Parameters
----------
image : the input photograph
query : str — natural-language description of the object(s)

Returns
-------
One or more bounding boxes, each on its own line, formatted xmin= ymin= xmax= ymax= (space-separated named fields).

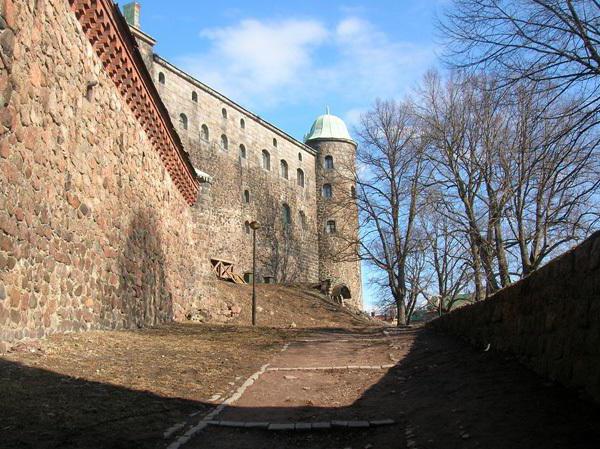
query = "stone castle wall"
xmin=430 ymin=231 xmax=600 ymax=403
xmin=0 ymin=0 xmax=213 ymax=349
xmin=148 ymin=57 xmax=320 ymax=282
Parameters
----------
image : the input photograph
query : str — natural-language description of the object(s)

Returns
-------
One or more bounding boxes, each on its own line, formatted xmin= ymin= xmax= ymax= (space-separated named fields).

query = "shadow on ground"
xmin=1 ymin=327 xmax=599 ymax=449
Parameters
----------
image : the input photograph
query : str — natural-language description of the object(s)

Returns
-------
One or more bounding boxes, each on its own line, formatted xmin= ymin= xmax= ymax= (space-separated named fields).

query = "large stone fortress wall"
xmin=148 ymin=55 xmax=320 ymax=282
xmin=0 ymin=0 xmax=363 ymax=350
xmin=0 ymin=0 xmax=212 ymax=349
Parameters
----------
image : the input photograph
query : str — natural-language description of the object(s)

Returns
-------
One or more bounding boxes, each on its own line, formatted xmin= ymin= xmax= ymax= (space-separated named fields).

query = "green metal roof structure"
xmin=305 ymin=108 xmax=354 ymax=143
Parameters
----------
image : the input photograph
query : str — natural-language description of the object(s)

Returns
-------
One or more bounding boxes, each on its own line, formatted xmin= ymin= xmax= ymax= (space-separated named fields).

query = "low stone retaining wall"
xmin=430 ymin=231 xmax=600 ymax=402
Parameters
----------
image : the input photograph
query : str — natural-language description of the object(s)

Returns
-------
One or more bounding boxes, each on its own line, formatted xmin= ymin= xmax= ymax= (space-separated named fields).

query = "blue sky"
xmin=130 ymin=0 xmax=445 ymax=311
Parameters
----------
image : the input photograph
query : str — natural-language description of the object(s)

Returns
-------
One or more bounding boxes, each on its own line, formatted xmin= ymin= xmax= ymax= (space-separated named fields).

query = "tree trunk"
xmin=493 ymin=218 xmax=511 ymax=288
xmin=396 ymin=299 xmax=406 ymax=327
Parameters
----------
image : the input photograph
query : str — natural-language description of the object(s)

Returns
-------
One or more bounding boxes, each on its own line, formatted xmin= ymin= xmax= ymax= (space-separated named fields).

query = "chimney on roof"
xmin=123 ymin=2 xmax=141 ymax=29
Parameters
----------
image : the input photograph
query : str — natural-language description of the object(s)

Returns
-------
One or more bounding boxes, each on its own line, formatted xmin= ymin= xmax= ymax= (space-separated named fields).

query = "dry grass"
xmin=215 ymin=282 xmax=373 ymax=328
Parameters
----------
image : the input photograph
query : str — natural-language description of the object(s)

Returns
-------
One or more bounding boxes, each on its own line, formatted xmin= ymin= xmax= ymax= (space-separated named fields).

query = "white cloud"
xmin=343 ymin=106 xmax=367 ymax=130
xmin=176 ymin=15 xmax=436 ymax=114
xmin=330 ymin=17 xmax=435 ymax=100
xmin=179 ymin=19 xmax=328 ymax=107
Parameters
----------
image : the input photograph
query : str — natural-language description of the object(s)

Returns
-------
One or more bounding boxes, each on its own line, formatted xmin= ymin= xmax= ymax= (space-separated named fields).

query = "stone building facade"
xmin=310 ymin=136 xmax=362 ymax=306
xmin=125 ymin=5 xmax=363 ymax=305
xmin=0 ymin=0 xmax=361 ymax=348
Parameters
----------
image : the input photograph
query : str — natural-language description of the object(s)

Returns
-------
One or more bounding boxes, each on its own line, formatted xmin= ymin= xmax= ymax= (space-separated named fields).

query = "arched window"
xmin=282 ymin=203 xmax=291 ymax=226
xmin=324 ymin=155 xmax=334 ymax=170
xmin=220 ymin=134 xmax=228 ymax=151
xmin=298 ymin=152 xmax=302 ymax=161
xmin=351 ymin=186 xmax=356 ymax=198
xmin=201 ymin=124 xmax=209 ymax=141
xmin=297 ymin=168 xmax=305 ymax=188
xmin=273 ymin=138 xmax=278 ymax=147
xmin=243 ymin=189 xmax=250 ymax=203
xmin=222 ymin=108 xmax=228 ymax=119
xmin=280 ymin=160 xmax=288 ymax=179
xmin=240 ymin=118 xmax=245 ymax=129
xmin=322 ymin=183 xmax=332 ymax=198
xmin=192 ymin=91 xmax=198 ymax=102
xmin=239 ymin=144 xmax=246 ymax=159
xmin=326 ymin=220 xmax=336 ymax=234
xmin=299 ymin=211 xmax=307 ymax=230
xmin=179 ymin=113 xmax=188 ymax=130
xmin=244 ymin=221 xmax=251 ymax=234
xmin=262 ymin=150 xmax=271 ymax=170
xmin=158 ymin=72 xmax=165 ymax=84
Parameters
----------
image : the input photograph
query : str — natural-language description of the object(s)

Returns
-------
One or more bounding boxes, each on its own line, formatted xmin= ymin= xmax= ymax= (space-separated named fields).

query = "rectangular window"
xmin=326 ymin=220 xmax=336 ymax=234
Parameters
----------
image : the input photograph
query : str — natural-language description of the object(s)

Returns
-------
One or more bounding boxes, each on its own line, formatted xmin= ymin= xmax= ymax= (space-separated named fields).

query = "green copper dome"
xmin=305 ymin=108 xmax=353 ymax=143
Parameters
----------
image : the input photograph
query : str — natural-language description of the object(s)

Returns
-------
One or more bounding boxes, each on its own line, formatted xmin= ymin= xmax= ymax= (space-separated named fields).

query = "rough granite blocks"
xmin=429 ymin=231 xmax=600 ymax=404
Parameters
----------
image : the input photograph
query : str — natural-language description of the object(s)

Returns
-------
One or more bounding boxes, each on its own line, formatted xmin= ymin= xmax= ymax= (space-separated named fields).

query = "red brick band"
xmin=68 ymin=0 xmax=199 ymax=205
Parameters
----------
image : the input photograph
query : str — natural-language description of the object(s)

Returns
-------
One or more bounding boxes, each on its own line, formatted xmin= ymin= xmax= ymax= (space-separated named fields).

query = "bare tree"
xmin=442 ymin=0 xmax=600 ymax=122
xmin=354 ymin=99 xmax=428 ymax=326
xmin=419 ymin=70 xmax=600 ymax=292
xmin=502 ymin=82 xmax=600 ymax=274
xmin=418 ymin=71 xmax=504 ymax=299
xmin=421 ymin=202 xmax=472 ymax=315
xmin=404 ymin=239 xmax=432 ymax=323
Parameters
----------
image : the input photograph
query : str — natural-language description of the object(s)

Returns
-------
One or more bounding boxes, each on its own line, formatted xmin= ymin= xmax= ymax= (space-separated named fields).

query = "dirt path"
xmin=170 ymin=327 xmax=600 ymax=449
xmin=169 ymin=328 xmax=407 ymax=449
xmin=3 ymin=324 xmax=600 ymax=449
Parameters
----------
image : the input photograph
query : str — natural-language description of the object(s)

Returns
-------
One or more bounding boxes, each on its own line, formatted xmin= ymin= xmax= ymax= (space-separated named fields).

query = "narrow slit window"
xmin=201 ymin=124 xmax=209 ymax=141
xmin=297 ymin=169 xmax=305 ymax=188
xmin=262 ymin=150 xmax=271 ymax=171
xmin=282 ymin=203 xmax=292 ymax=226
xmin=280 ymin=160 xmax=288 ymax=179
xmin=179 ymin=113 xmax=188 ymax=130
xmin=220 ymin=134 xmax=228 ymax=151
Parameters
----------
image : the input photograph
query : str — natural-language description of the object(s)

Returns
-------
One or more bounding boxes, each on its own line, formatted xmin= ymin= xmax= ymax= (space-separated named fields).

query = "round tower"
xmin=305 ymin=109 xmax=362 ymax=309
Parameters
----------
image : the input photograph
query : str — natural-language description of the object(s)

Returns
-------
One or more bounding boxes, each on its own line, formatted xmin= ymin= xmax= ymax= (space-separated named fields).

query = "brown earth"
xmin=187 ymin=327 xmax=600 ymax=449
xmin=1 ymin=286 xmax=599 ymax=449
xmin=0 ymin=284 xmax=374 ymax=449
xmin=199 ymin=282 xmax=374 ymax=327
xmin=0 ymin=324 xmax=291 ymax=449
